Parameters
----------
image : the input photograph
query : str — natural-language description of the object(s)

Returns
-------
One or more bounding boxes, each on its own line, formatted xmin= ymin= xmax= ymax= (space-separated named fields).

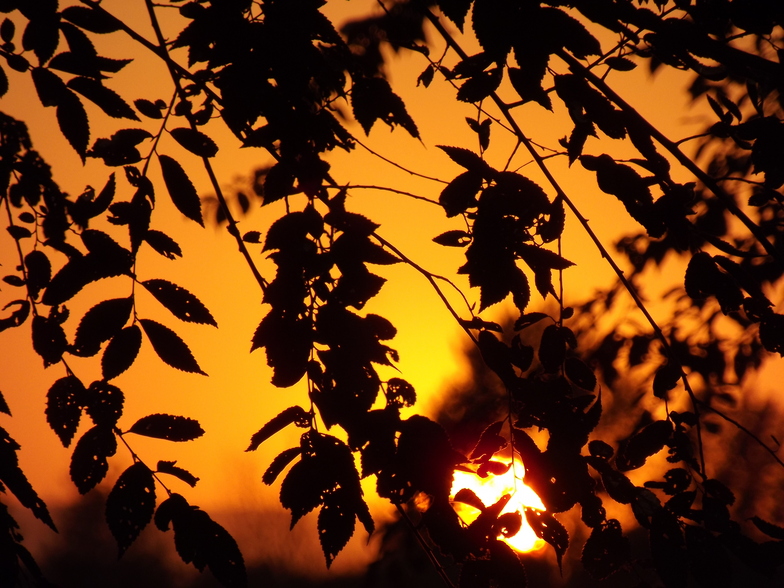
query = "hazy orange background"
xmin=1 ymin=0 xmax=775 ymax=582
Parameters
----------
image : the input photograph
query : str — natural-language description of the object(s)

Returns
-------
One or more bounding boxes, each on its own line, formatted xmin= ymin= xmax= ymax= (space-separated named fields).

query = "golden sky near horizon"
xmin=1 ymin=0 xmax=774 ymax=579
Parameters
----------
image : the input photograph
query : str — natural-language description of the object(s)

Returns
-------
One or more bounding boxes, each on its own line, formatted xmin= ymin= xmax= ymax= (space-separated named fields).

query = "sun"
xmin=451 ymin=459 xmax=547 ymax=553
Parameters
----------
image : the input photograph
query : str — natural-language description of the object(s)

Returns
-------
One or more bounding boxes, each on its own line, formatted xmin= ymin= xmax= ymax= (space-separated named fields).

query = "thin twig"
xmin=697 ymin=400 xmax=784 ymax=469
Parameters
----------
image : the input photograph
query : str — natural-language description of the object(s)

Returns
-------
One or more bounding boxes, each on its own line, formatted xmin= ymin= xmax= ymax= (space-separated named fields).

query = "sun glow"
xmin=451 ymin=460 xmax=547 ymax=553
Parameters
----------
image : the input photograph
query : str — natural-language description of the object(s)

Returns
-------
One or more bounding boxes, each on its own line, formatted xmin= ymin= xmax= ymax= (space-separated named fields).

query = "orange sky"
xmin=1 ymin=0 xmax=775 ymax=580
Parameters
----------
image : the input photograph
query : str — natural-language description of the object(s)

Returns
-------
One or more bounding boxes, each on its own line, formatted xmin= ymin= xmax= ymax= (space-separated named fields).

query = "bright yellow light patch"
xmin=451 ymin=460 xmax=546 ymax=553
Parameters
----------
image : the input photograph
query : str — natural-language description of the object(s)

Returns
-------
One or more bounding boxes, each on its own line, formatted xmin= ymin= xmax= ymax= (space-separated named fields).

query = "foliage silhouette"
xmin=1 ymin=0 xmax=784 ymax=587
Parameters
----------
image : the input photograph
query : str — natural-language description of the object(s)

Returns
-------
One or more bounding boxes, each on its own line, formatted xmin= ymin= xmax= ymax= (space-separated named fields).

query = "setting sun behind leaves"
xmin=451 ymin=459 xmax=546 ymax=553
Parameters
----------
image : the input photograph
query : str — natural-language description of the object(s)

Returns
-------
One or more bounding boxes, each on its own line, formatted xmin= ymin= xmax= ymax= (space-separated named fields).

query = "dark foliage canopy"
xmin=1 ymin=0 xmax=784 ymax=587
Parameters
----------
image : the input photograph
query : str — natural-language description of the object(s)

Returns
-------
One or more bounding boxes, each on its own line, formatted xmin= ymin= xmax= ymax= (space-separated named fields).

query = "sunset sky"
xmin=1 ymin=1 xmax=780 ymax=584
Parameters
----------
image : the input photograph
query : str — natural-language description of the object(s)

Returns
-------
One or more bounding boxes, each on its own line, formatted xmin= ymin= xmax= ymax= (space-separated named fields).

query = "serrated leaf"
xmin=140 ymin=319 xmax=206 ymax=375
xmin=56 ymin=88 xmax=90 ymax=160
xmin=351 ymin=76 xmax=419 ymax=138
xmin=32 ymin=314 xmax=67 ymax=367
xmin=157 ymin=460 xmax=199 ymax=487
xmin=605 ymin=56 xmax=636 ymax=71
xmin=170 ymin=127 xmax=218 ymax=158
xmin=46 ymin=376 xmax=85 ymax=447
xmin=31 ymin=66 xmax=68 ymax=107
xmin=618 ymin=420 xmax=673 ymax=471
xmin=69 ymin=425 xmax=117 ymax=494
xmin=67 ymin=76 xmax=139 ymax=120
xmin=582 ymin=519 xmax=630 ymax=579
xmin=158 ymin=154 xmax=204 ymax=226
xmin=61 ymin=6 xmax=122 ymax=34
xmin=106 ymin=462 xmax=156 ymax=556
xmin=134 ymin=98 xmax=163 ymax=119
xmin=84 ymin=381 xmax=124 ymax=428
xmin=144 ymin=230 xmax=182 ymax=260
xmin=129 ymin=414 xmax=204 ymax=442
xmin=246 ymin=406 xmax=309 ymax=452
xmin=141 ymin=279 xmax=216 ymax=326
xmin=439 ymin=171 xmax=483 ymax=217
xmin=22 ymin=14 xmax=60 ymax=65
xmin=319 ymin=488 xmax=356 ymax=567
xmin=102 ymin=325 xmax=142 ymax=380
xmin=457 ymin=67 xmax=503 ymax=103
xmin=0 ymin=426 xmax=56 ymax=530
xmin=262 ymin=447 xmax=301 ymax=485
xmin=525 ymin=509 xmax=568 ymax=570
xmin=71 ymin=297 xmax=133 ymax=357
xmin=437 ymin=145 xmax=494 ymax=177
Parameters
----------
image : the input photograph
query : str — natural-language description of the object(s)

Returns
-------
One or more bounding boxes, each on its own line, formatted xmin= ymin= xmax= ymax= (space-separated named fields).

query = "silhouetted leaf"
xmin=489 ymin=540 xmax=527 ymax=588
xmin=42 ymin=232 xmax=132 ymax=306
xmin=0 ymin=64 xmax=7 ymax=98
xmin=56 ymin=88 xmax=89 ymax=160
xmin=605 ymin=56 xmax=636 ymax=71
xmin=759 ymin=311 xmax=784 ymax=356
xmin=158 ymin=154 xmax=204 ymax=226
xmin=653 ymin=362 xmax=681 ymax=399
xmin=251 ymin=312 xmax=312 ymax=388
xmin=134 ymin=98 xmax=163 ymax=119
xmin=22 ymin=14 xmax=59 ymax=65
xmin=438 ymin=0 xmax=472 ymax=29
xmin=144 ymin=230 xmax=182 ymax=260
xmin=582 ymin=519 xmax=630 ymax=579
xmin=618 ymin=420 xmax=673 ymax=471
xmin=84 ymin=381 xmax=124 ymax=428
xmin=67 ymin=76 xmax=138 ymax=120
xmin=170 ymin=127 xmax=218 ymax=158
xmin=61 ymin=6 xmax=122 ymax=33
xmin=141 ymin=279 xmax=215 ymax=326
xmin=386 ymin=377 xmax=416 ymax=407
xmin=564 ymin=356 xmax=597 ymax=390
xmin=538 ymin=325 xmax=567 ymax=372
xmin=439 ymin=171 xmax=483 ymax=217
xmin=69 ymin=425 xmax=117 ymax=494
xmin=246 ymin=406 xmax=309 ymax=452
xmin=454 ymin=487 xmax=486 ymax=511
xmin=457 ymin=67 xmax=502 ymax=102
xmin=351 ymin=76 xmax=419 ymax=138
xmin=262 ymin=447 xmax=301 ymax=486
xmin=749 ymin=516 xmax=784 ymax=540
xmin=128 ymin=414 xmax=204 ymax=442
xmin=102 ymin=324 xmax=142 ymax=380
xmin=319 ymin=487 xmax=356 ymax=567
xmin=437 ymin=145 xmax=494 ymax=178
xmin=140 ymin=319 xmax=206 ymax=375
xmin=0 ymin=300 xmax=30 ymax=333
xmin=525 ymin=509 xmax=568 ymax=570
xmin=0 ymin=426 xmax=56 ymax=530
xmin=0 ymin=390 xmax=9 ymax=416
xmin=106 ymin=462 xmax=156 ymax=556
xmin=538 ymin=196 xmax=565 ymax=243
xmin=45 ymin=376 xmax=85 ymax=447
xmin=417 ymin=63 xmax=434 ymax=87
xmin=31 ymin=314 xmax=67 ymax=367
xmin=71 ymin=297 xmax=132 ymax=357
xmin=88 ymin=128 xmax=152 ymax=166
xmin=31 ymin=66 xmax=68 ymax=107
xmin=157 ymin=461 xmax=199 ymax=488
